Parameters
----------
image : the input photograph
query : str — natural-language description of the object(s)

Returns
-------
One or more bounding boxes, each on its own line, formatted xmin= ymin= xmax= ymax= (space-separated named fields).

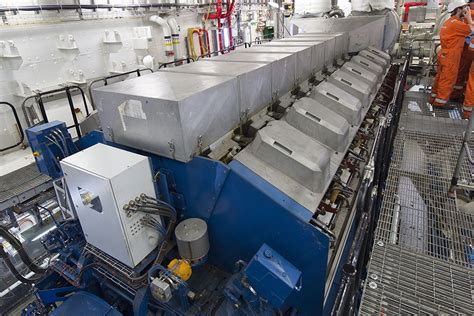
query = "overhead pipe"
xmin=209 ymin=0 xmax=224 ymax=52
xmin=224 ymin=0 xmax=234 ymax=48
xmin=0 ymin=3 xmax=209 ymax=13
xmin=150 ymin=15 xmax=175 ymax=63
xmin=206 ymin=0 xmax=235 ymax=51
xmin=167 ymin=17 xmax=183 ymax=61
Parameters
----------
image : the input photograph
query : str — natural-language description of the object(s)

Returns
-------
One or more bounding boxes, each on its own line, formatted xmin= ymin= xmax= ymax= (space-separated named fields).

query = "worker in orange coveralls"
xmin=462 ymin=36 xmax=474 ymax=118
xmin=430 ymin=1 xmax=473 ymax=108
xmin=451 ymin=0 xmax=474 ymax=102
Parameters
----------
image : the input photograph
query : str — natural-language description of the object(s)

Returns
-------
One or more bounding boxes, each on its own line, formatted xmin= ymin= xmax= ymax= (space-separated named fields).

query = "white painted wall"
xmin=0 ymin=1 xmax=272 ymax=156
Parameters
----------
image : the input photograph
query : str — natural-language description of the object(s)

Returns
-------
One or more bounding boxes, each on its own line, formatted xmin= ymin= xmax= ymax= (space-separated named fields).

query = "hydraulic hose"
xmin=0 ymin=226 xmax=47 ymax=274
xmin=0 ymin=245 xmax=43 ymax=284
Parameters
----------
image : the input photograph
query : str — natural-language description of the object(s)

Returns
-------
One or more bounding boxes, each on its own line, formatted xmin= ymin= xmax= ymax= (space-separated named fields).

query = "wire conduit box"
xmin=285 ymin=97 xmax=350 ymax=152
xmin=93 ymin=71 xmax=240 ymax=162
xmin=311 ymin=81 xmax=363 ymax=126
xmin=358 ymin=49 xmax=389 ymax=71
xmin=161 ymin=60 xmax=272 ymax=117
xmin=249 ymin=120 xmax=331 ymax=193
xmin=351 ymin=55 xmax=385 ymax=80
xmin=274 ymin=38 xmax=329 ymax=70
xmin=341 ymin=61 xmax=379 ymax=94
xmin=247 ymin=44 xmax=314 ymax=82
xmin=60 ymin=143 xmax=160 ymax=267
xmin=208 ymin=52 xmax=296 ymax=99
xmin=328 ymin=68 xmax=372 ymax=108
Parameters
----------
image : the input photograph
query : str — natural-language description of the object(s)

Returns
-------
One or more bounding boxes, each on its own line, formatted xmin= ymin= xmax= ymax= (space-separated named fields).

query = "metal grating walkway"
xmin=360 ymin=91 xmax=474 ymax=314
xmin=360 ymin=242 xmax=473 ymax=315
xmin=0 ymin=163 xmax=52 ymax=210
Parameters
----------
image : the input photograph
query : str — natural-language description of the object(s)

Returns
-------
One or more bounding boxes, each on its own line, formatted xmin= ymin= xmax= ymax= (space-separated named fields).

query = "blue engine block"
xmin=24 ymin=127 xmax=351 ymax=316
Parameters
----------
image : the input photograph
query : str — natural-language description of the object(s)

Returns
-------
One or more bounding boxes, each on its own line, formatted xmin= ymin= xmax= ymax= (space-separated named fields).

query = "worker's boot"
xmin=463 ymin=107 xmax=472 ymax=119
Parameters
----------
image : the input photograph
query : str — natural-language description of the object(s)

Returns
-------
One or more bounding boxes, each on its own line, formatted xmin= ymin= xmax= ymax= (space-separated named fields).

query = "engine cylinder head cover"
xmin=175 ymin=218 xmax=210 ymax=262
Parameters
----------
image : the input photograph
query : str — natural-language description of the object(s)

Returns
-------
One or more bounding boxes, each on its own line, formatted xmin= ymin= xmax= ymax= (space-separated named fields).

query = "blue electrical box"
xmin=245 ymin=244 xmax=302 ymax=309
xmin=26 ymin=121 xmax=74 ymax=179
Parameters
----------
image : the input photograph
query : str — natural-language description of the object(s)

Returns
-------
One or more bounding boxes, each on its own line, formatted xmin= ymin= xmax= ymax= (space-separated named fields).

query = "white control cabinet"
xmin=61 ymin=143 xmax=160 ymax=267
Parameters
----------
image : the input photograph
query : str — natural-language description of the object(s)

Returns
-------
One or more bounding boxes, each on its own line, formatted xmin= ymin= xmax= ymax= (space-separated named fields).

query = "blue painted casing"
xmin=25 ymin=121 xmax=74 ymax=179
xmin=35 ymin=128 xmax=336 ymax=315
xmin=49 ymin=291 xmax=122 ymax=316
xmin=245 ymin=244 xmax=302 ymax=309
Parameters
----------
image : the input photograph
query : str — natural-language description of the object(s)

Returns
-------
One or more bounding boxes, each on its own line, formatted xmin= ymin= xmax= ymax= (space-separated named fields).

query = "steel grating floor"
xmin=0 ymin=163 xmax=51 ymax=210
xmin=360 ymin=91 xmax=474 ymax=314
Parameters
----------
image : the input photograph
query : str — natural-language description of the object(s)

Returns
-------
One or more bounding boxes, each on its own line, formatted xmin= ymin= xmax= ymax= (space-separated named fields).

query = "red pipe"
xmin=225 ymin=0 xmax=233 ymax=49
xmin=217 ymin=18 xmax=223 ymax=51
xmin=206 ymin=0 xmax=235 ymax=52
xmin=403 ymin=2 xmax=426 ymax=22
xmin=192 ymin=29 xmax=206 ymax=56
xmin=207 ymin=0 xmax=222 ymax=19
xmin=200 ymin=29 xmax=211 ymax=57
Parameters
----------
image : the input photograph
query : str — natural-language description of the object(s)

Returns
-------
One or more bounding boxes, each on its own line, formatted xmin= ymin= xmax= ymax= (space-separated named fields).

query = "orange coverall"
xmin=463 ymin=38 xmax=474 ymax=117
xmin=431 ymin=16 xmax=472 ymax=107
xmin=451 ymin=9 xmax=474 ymax=100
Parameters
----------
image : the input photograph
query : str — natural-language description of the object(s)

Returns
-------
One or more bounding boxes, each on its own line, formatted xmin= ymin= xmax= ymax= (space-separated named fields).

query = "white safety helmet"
xmin=447 ymin=0 xmax=468 ymax=13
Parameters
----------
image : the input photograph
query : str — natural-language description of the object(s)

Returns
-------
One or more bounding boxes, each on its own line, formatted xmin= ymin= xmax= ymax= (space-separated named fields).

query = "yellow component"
xmin=33 ymin=151 xmax=41 ymax=157
xmin=187 ymin=28 xmax=200 ymax=61
xmin=167 ymin=259 xmax=192 ymax=281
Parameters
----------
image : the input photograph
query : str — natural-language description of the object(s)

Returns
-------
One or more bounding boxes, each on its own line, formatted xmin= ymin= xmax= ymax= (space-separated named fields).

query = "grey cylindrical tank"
xmin=174 ymin=218 xmax=209 ymax=261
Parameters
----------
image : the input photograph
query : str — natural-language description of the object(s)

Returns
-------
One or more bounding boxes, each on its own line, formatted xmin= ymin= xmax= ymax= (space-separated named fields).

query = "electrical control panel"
xmin=60 ymin=143 xmax=161 ymax=267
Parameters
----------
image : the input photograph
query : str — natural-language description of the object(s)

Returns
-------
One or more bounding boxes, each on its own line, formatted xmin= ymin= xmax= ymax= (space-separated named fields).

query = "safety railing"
xmin=331 ymin=51 xmax=410 ymax=315
xmin=22 ymin=85 xmax=91 ymax=138
xmin=449 ymin=111 xmax=474 ymax=192
xmin=0 ymin=101 xmax=24 ymax=152
xmin=87 ymin=68 xmax=153 ymax=109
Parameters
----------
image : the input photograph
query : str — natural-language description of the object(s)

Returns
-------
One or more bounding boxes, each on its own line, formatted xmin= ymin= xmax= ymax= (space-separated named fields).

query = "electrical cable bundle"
xmin=128 ymin=194 xmax=177 ymax=266
xmin=45 ymin=128 xmax=77 ymax=159
xmin=0 ymin=226 xmax=47 ymax=284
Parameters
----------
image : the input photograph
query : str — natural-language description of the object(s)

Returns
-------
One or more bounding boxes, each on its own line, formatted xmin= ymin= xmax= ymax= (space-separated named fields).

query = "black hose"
xmin=0 ymin=226 xmax=47 ymax=274
xmin=0 ymin=245 xmax=43 ymax=284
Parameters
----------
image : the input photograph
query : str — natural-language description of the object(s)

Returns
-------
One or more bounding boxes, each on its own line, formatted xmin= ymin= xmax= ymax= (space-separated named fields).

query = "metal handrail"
xmin=87 ymin=68 xmax=153 ymax=109
xmin=0 ymin=101 xmax=24 ymax=152
xmin=449 ymin=113 xmax=474 ymax=192
xmin=21 ymin=85 xmax=92 ymax=138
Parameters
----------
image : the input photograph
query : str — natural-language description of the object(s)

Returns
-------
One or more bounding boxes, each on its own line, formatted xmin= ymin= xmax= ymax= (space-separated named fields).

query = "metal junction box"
xmin=341 ymin=61 xmax=379 ymax=93
xmin=359 ymin=49 xmax=389 ymax=71
xmin=245 ymin=244 xmax=302 ymax=309
xmin=249 ymin=120 xmax=331 ymax=192
xmin=311 ymin=81 xmax=363 ymax=125
xmin=93 ymin=72 xmax=239 ymax=162
xmin=208 ymin=52 xmax=296 ymax=98
xmin=274 ymin=38 xmax=328 ymax=70
xmin=328 ymin=69 xmax=372 ymax=108
xmin=351 ymin=55 xmax=385 ymax=79
xmin=161 ymin=60 xmax=271 ymax=117
xmin=248 ymin=44 xmax=313 ymax=82
xmin=60 ymin=143 xmax=160 ymax=267
xmin=285 ymin=97 xmax=350 ymax=152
